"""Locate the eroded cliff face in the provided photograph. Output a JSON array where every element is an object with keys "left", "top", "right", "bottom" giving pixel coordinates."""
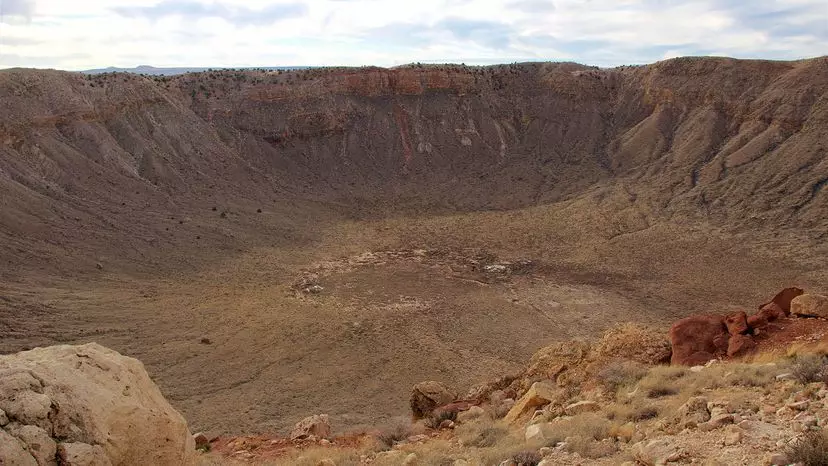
[{"left": 0, "top": 58, "right": 826, "bottom": 275}]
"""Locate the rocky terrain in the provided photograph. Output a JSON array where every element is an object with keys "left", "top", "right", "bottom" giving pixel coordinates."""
[{"left": 1, "top": 56, "right": 827, "bottom": 441}]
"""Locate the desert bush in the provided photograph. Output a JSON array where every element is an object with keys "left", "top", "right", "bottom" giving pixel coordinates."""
[
  {"left": 605, "top": 400, "right": 660, "bottom": 422},
  {"left": 790, "top": 354, "right": 828, "bottom": 384},
  {"left": 424, "top": 409, "right": 457, "bottom": 429},
  {"left": 533, "top": 412, "right": 613, "bottom": 447},
  {"left": 510, "top": 450, "right": 543, "bottom": 465},
  {"left": 596, "top": 359, "right": 649, "bottom": 393},
  {"left": 376, "top": 420, "right": 412, "bottom": 449},
  {"left": 786, "top": 431, "right": 828, "bottom": 466},
  {"left": 638, "top": 365, "right": 687, "bottom": 398},
  {"left": 457, "top": 421, "right": 509, "bottom": 448},
  {"left": 690, "top": 363, "right": 779, "bottom": 389},
  {"left": 564, "top": 437, "right": 618, "bottom": 459}
]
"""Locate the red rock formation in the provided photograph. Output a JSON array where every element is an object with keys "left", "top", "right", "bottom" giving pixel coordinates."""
[
  {"left": 727, "top": 334, "right": 756, "bottom": 357},
  {"left": 669, "top": 315, "right": 729, "bottom": 365},
  {"left": 724, "top": 311, "right": 749, "bottom": 335},
  {"left": 759, "top": 287, "right": 804, "bottom": 315}
]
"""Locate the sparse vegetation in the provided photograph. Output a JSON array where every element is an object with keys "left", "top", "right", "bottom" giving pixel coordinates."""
[
  {"left": 786, "top": 431, "right": 828, "bottom": 466},
  {"left": 790, "top": 354, "right": 828, "bottom": 384}
]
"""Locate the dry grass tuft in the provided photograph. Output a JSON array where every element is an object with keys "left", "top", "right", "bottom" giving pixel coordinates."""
[
  {"left": 638, "top": 365, "right": 688, "bottom": 398},
  {"left": 789, "top": 354, "right": 828, "bottom": 384},
  {"left": 376, "top": 419, "right": 413, "bottom": 449},
  {"left": 595, "top": 359, "right": 649, "bottom": 394},
  {"left": 786, "top": 431, "right": 828, "bottom": 466}
]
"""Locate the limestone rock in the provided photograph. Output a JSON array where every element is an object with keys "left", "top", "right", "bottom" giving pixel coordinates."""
[
  {"left": 791, "top": 294, "right": 828, "bottom": 318},
  {"left": 290, "top": 414, "right": 331, "bottom": 440},
  {"left": 504, "top": 382, "right": 560, "bottom": 424},
  {"left": 0, "top": 343, "right": 195, "bottom": 466},
  {"left": 0, "top": 430, "right": 37, "bottom": 466},
  {"left": 5, "top": 424, "right": 56, "bottom": 466},
  {"left": 675, "top": 396, "right": 710, "bottom": 428},
  {"left": 632, "top": 439, "right": 684, "bottom": 465},
  {"left": 56, "top": 443, "right": 112, "bottom": 466},
  {"left": 410, "top": 381, "right": 456, "bottom": 420}
]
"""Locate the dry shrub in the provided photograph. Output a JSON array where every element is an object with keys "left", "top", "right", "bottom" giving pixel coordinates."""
[
  {"left": 376, "top": 419, "right": 412, "bottom": 449},
  {"left": 595, "top": 359, "right": 649, "bottom": 394},
  {"left": 786, "top": 431, "right": 828, "bottom": 466},
  {"left": 533, "top": 412, "right": 613, "bottom": 447},
  {"left": 789, "top": 354, "right": 828, "bottom": 384},
  {"left": 605, "top": 400, "right": 660, "bottom": 422},
  {"left": 638, "top": 365, "right": 688, "bottom": 398},
  {"left": 457, "top": 420, "right": 509, "bottom": 448},
  {"left": 510, "top": 450, "right": 543, "bottom": 465},
  {"left": 565, "top": 437, "right": 618, "bottom": 459},
  {"left": 424, "top": 409, "right": 457, "bottom": 429},
  {"left": 690, "top": 363, "right": 778, "bottom": 389}
]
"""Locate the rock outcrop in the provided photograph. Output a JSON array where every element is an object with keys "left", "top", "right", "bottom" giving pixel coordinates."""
[
  {"left": 669, "top": 315, "right": 729, "bottom": 365},
  {"left": 0, "top": 343, "right": 196, "bottom": 466},
  {"left": 410, "top": 381, "right": 457, "bottom": 420},
  {"left": 791, "top": 294, "right": 828, "bottom": 318},
  {"left": 759, "top": 287, "right": 804, "bottom": 315},
  {"left": 289, "top": 414, "right": 331, "bottom": 441}
]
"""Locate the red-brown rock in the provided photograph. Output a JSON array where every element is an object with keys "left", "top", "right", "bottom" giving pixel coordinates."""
[
  {"left": 669, "top": 315, "right": 729, "bottom": 365},
  {"left": 759, "top": 287, "right": 804, "bottom": 315},
  {"left": 759, "top": 302, "right": 786, "bottom": 321},
  {"left": 724, "top": 311, "right": 749, "bottom": 335},
  {"left": 727, "top": 334, "right": 756, "bottom": 357},
  {"left": 747, "top": 313, "right": 768, "bottom": 330},
  {"left": 430, "top": 401, "right": 473, "bottom": 420}
]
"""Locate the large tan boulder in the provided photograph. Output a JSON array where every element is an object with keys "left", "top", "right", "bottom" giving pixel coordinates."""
[
  {"left": 504, "top": 382, "right": 562, "bottom": 424},
  {"left": 791, "top": 294, "right": 828, "bottom": 318},
  {"left": 0, "top": 343, "right": 196, "bottom": 466},
  {"left": 410, "top": 381, "right": 456, "bottom": 420},
  {"left": 290, "top": 414, "right": 331, "bottom": 440}
]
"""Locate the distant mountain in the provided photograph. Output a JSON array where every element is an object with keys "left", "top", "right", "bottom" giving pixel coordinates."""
[{"left": 81, "top": 65, "right": 309, "bottom": 76}]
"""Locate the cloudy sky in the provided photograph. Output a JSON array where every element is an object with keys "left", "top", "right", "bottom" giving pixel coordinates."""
[{"left": 0, "top": 0, "right": 826, "bottom": 70}]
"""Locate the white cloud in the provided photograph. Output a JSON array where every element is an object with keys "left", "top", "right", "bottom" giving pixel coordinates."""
[{"left": 0, "top": 0, "right": 825, "bottom": 69}]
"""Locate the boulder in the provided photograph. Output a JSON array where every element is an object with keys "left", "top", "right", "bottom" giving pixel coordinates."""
[
  {"left": 675, "top": 396, "right": 710, "bottom": 428},
  {"left": 290, "top": 414, "right": 331, "bottom": 440},
  {"left": 727, "top": 334, "right": 756, "bottom": 358},
  {"left": 632, "top": 439, "right": 684, "bottom": 465},
  {"left": 504, "top": 382, "right": 561, "bottom": 424},
  {"left": 0, "top": 343, "right": 196, "bottom": 466},
  {"left": 410, "top": 381, "right": 457, "bottom": 420},
  {"left": 759, "top": 302, "right": 786, "bottom": 321},
  {"left": 669, "top": 315, "right": 729, "bottom": 365},
  {"left": 57, "top": 442, "right": 111, "bottom": 466},
  {"left": 592, "top": 324, "right": 672, "bottom": 365},
  {"left": 759, "top": 287, "right": 804, "bottom": 315},
  {"left": 746, "top": 313, "right": 768, "bottom": 330},
  {"left": 791, "top": 294, "right": 828, "bottom": 318},
  {"left": 724, "top": 311, "right": 749, "bottom": 335}
]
